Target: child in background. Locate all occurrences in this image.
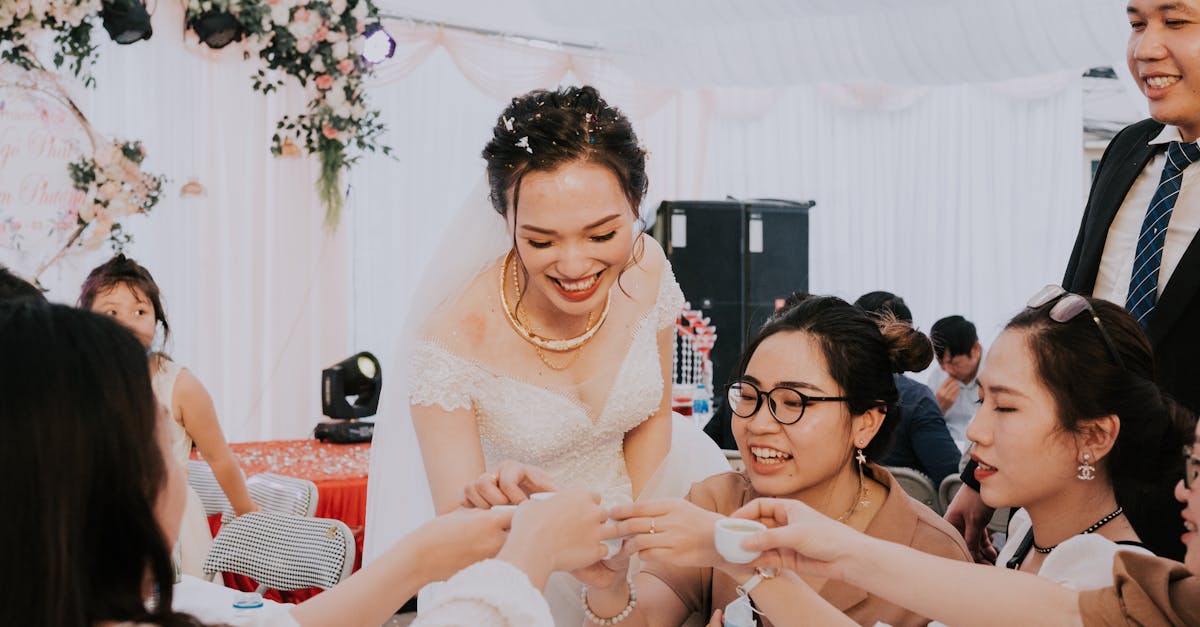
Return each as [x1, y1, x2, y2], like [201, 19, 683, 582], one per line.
[80, 255, 256, 576]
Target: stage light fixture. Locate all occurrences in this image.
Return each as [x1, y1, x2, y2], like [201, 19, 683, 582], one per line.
[190, 10, 244, 49]
[100, 0, 153, 45]
[362, 24, 396, 64]
[314, 351, 381, 443]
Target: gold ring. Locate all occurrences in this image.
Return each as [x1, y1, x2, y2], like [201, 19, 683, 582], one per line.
[649, 518, 657, 535]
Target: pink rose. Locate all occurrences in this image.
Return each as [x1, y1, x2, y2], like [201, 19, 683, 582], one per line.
[314, 74, 334, 90]
[295, 38, 312, 54]
[294, 8, 310, 22]
[336, 59, 354, 74]
[266, 0, 279, 5]
[322, 125, 339, 140]
[313, 25, 328, 41]
[356, 22, 365, 34]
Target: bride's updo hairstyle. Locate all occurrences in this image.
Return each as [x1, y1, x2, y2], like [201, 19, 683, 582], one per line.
[1006, 297, 1193, 560]
[736, 294, 934, 459]
[481, 85, 648, 219]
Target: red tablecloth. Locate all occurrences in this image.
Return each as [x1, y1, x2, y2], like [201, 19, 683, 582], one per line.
[193, 438, 370, 603]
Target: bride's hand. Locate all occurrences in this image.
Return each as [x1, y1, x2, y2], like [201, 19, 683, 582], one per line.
[570, 543, 632, 590]
[462, 459, 559, 508]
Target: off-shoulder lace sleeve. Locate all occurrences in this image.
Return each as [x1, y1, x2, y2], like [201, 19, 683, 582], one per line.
[409, 341, 476, 412]
[651, 262, 685, 330]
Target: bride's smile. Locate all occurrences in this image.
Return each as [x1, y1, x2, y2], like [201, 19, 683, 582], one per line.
[511, 160, 637, 323]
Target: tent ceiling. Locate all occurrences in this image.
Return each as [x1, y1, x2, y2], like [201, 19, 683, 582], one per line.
[376, 0, 1129, 86]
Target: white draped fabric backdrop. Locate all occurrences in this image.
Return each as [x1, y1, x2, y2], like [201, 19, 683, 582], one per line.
[29, 0, 1130, 440]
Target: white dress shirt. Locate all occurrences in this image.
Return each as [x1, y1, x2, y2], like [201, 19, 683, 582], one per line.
[1093, 125, 1200, 306]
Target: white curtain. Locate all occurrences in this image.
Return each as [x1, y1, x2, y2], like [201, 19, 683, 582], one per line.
[13, 3, 1105, 440]
[34, 0, 353, 441]
[697, 79, 1086, 354]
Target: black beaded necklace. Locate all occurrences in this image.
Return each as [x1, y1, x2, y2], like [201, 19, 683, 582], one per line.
[1005, 506, 1124, 569]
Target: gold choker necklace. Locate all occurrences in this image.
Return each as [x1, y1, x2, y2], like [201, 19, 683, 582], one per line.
[499, 250, 611, 353]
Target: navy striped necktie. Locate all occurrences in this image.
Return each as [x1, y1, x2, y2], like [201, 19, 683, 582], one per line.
[1125, 140, 1200, 327]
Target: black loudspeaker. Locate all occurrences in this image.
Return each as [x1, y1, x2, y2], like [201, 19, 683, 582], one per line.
[653, 198, 815, 449]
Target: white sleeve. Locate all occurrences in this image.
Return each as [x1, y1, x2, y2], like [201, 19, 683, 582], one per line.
[1037, 534, 1155, 591]
[412, 560, 554, 627]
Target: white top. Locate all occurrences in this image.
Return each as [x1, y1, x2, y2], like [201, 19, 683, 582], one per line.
[995, 509, 1154, 590]
[1094, 125, 1200, 306]
[925, 366, 980, 452]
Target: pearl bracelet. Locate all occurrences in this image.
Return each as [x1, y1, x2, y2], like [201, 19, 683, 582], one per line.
[581, 576, 637, 625]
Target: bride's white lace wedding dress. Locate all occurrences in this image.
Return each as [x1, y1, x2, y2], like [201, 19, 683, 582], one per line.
[370, 249, 729, 625]
[362, 183, 728, 625]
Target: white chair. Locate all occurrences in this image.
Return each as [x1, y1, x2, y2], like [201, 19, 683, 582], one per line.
[939, 473, 1011, 540]
[938, 474, 963, 514]
[885, 466, 940, 514]
[203, 511, 355, 593]
[187, 459, 232, 517]
[246, 472, 319, 517]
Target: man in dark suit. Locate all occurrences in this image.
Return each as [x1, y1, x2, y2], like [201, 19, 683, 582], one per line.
[948, 0, 1200, 562]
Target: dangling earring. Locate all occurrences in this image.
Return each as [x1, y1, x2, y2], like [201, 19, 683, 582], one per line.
[1077, 452, 1096, 481]
[854, 443, 870, 510]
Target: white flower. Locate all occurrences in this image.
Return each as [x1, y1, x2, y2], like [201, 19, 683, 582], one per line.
[271, 4, 289, 25]
[330, 0, 345, 14]
[325, 84, 345, 109]
[29, 0, 48, 20]
[350, 0, 367, 20]
[332, 40, 348, 60]
[350, 37, 364, 54]
[311, 55, 325, 72]
[516, 136, 532, 153]
[0, 8, 13, 29]
[110, 191, 135, 216]
[79, 203, 97, 223]
[97, 180, 121, 201]
[93, 143, 118, 168]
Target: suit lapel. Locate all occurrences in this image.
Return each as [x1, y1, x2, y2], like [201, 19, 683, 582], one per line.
[1075, 125, 1162, 293]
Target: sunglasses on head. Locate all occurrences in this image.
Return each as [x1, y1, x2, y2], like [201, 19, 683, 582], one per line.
[1026, 285, 1125, 371]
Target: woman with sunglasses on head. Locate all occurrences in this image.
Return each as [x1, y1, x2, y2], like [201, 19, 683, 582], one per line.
[724, 424, 1197, 626]
[964, 287, 1188, 588]
[580, 295, 971, 627]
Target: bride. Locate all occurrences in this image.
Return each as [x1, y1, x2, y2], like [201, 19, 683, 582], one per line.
[364, 85, 729, 624]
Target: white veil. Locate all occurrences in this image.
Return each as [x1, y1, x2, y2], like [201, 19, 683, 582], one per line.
[363, 181, 509, 564]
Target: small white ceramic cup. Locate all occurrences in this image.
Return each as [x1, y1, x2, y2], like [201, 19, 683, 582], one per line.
[713, 518, 767, 564]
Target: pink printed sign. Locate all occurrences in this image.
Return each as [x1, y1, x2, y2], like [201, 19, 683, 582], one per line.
[0, 84, 91, 275]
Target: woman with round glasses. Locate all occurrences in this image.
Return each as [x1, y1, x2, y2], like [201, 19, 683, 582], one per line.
[580, 295, 971, 626]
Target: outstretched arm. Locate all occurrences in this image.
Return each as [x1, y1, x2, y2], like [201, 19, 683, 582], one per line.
[733, 498, 1082, 627]
[412, 402, 488, 514]
[176, 369, 256, 515]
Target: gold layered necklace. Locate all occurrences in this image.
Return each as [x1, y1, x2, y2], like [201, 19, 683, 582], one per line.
[499, 250, 611, 370]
